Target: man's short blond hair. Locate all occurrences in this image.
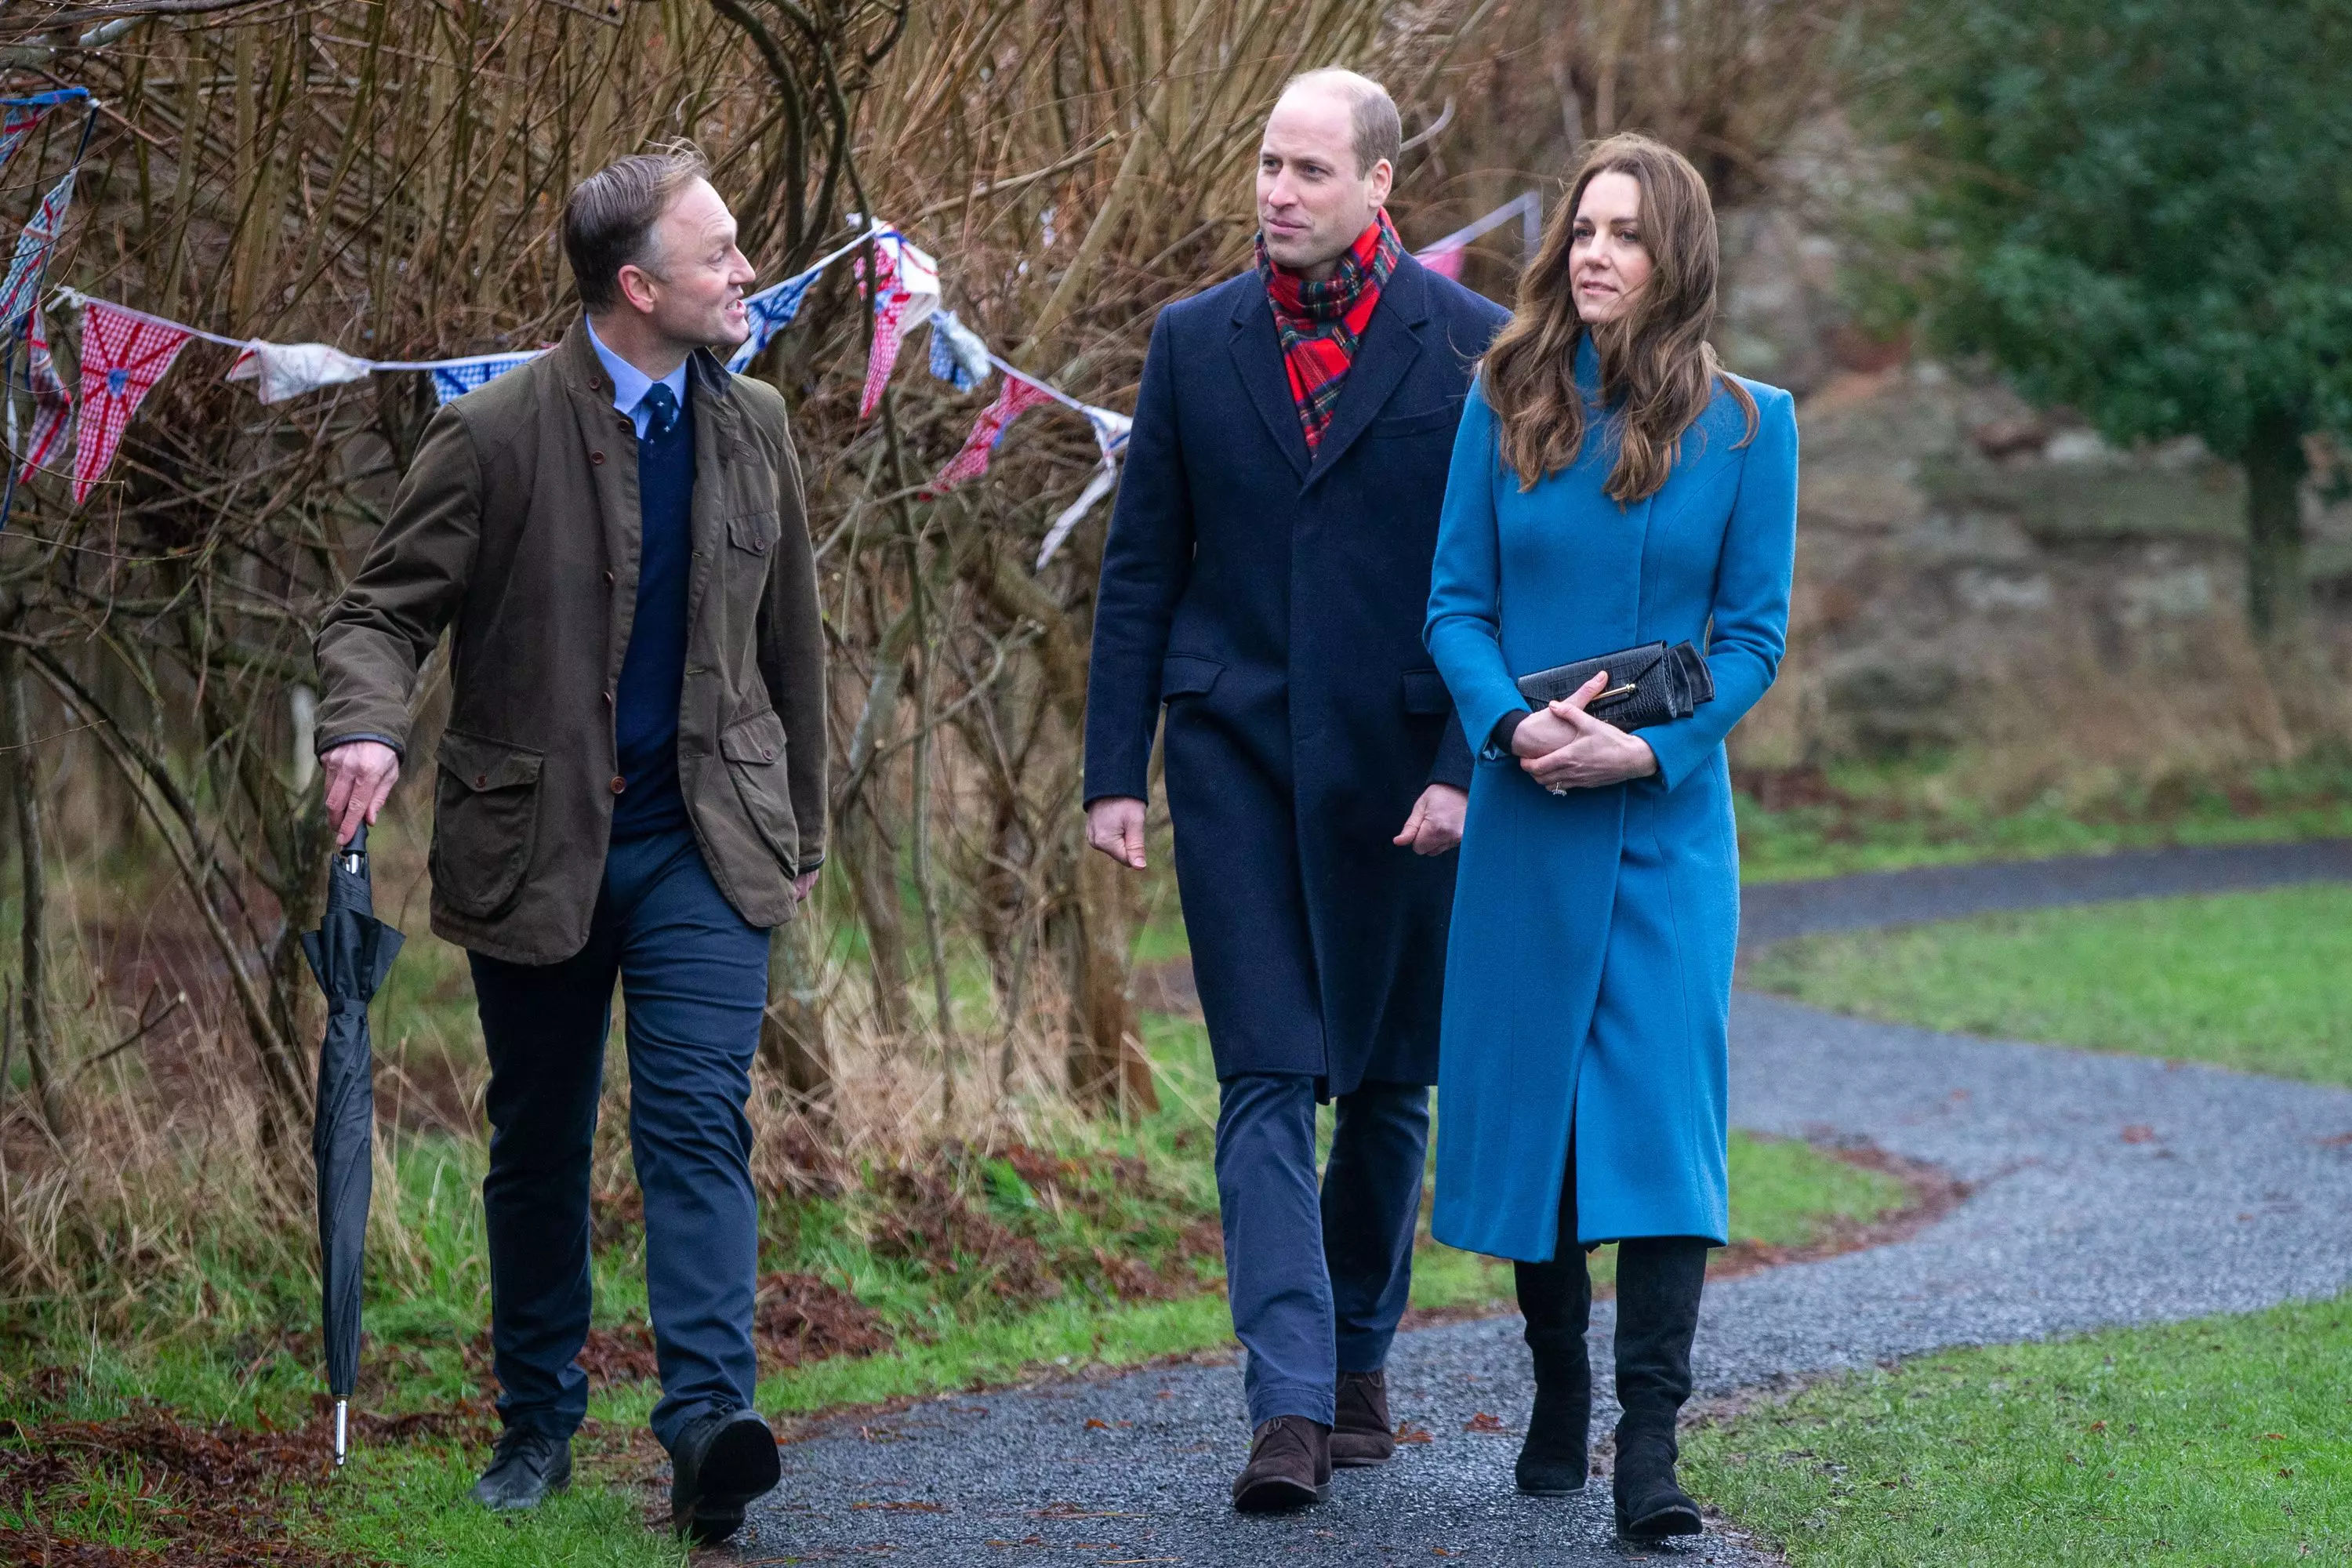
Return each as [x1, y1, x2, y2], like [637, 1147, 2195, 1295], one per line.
[1279, 68, 1403, 179]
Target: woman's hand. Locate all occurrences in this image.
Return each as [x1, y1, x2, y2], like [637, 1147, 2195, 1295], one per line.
[1519, 671, 1658, 793]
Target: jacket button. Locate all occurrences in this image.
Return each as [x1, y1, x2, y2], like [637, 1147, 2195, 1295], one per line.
[609, 775, 627, 794]
[603, 569, 615, 586]
[590, 451, 605, 466]
[762, 746, 775, 760]
[602, 690, 614, 706]
[474, 773, 487, 787]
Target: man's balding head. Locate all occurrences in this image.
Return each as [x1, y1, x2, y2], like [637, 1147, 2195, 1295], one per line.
[1258, 68, 1400, 278]
[1279, 68, 1403, 181]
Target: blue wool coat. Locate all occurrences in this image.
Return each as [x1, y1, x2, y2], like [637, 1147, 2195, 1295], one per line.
[1424, 346, 1798, 1260]
[1085, 254, 1510, 1097]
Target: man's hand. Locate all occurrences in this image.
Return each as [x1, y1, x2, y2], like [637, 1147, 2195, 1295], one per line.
[1392, 783, 1468, 855]
[321, 739, 401, 846]
[1519, 670, 1658, 793]
[791, 868, 819, 904]
[1086, 796, 1148, 869]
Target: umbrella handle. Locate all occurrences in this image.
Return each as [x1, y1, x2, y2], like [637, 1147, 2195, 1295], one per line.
[341, 821, 368, 874]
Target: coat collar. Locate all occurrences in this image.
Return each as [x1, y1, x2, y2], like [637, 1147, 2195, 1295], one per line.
[1226, 252, 1434, 489]
[557, 318, 745, 442]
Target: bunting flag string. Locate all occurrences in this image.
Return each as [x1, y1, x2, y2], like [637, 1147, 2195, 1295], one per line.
[0, 89, 87, 186]
[74, 299, 195, 504]
[20, 305, 71, 484]
[724, 221, 880, 374]
[924, 373, 1056, 496]
[1414, 191, 1542, 280]
[6, 136, 1534, 545]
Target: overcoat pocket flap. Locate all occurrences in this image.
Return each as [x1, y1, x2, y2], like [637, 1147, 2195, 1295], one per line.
[1368, 405, 1457, 438]
[726, 510, 780, 555]
[720, 708, 787, 764]
[1160, 654, 1223, 699]
[1400, 668, 1453, 715]
[436, 731, 543, 793]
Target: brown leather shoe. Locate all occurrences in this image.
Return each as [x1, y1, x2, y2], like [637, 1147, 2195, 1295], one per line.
[1330, 1370, 1397, 1468]
[1230, 1415, 1332, 1511]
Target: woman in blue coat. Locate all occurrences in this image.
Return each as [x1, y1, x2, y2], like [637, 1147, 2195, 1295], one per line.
[1424, 134, 1797, 1540]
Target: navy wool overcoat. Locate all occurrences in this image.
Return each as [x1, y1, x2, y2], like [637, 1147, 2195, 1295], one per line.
[1084, 253, 1510, 1097]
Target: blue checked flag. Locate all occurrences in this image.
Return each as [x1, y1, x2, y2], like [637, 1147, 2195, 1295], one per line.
[724, 269, 818, 374]
[0, 169, 74, 334]
[927, 310, 993, 393]
[429, 353, 538, 405]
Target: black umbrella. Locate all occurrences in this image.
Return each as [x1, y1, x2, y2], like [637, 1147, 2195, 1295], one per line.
[300, 822, 404, 1465]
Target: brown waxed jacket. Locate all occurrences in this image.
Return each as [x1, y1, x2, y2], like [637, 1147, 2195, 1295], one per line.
[314, 321, 826, 963]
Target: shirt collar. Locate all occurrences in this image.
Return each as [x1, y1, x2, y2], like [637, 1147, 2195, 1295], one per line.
[585, 315, 688, 421]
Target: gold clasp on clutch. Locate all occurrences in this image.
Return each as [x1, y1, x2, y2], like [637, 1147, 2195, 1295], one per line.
[1594, 683, 1637, 704]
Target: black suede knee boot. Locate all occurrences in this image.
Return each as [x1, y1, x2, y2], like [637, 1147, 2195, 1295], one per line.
[1512, 1249, 1592, 1494]
[1610, 1236, 1708, 1538]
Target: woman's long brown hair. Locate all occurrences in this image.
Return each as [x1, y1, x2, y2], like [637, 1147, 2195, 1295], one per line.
[1483, 133, 1756, 501]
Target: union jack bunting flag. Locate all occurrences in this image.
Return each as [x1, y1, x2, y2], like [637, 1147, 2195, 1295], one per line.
[724, 269, 818, 374]
[72, 299, 195, 505]
[924, 373, 1054, 496]
[20, 305, 71, 483]
[428, 353, 538, 405]
[0, 100, 51, 183]
[0, 169, 75, 333]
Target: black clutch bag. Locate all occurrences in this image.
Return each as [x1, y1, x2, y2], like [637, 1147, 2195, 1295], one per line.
[1514, 641, 1713, 731]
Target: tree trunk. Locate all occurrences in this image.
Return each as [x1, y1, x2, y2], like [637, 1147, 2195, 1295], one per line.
[840, 805, 914, 1037]
[2, 647, 67, 1142]
[2244, 411, 2309, 641]
[1065, 836, 1157, 1116]
[759, 913, 834, 1116]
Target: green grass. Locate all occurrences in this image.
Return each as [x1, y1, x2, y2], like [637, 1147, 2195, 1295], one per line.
[1747, 884, 2352, 1085]
[1733, 753, 2352, 884]
[1685, 1295, 2352, 1565]
[2, 896, 1917, 1565]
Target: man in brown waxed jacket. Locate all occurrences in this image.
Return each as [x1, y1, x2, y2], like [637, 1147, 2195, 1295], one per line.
[313, 146, 822, 1544]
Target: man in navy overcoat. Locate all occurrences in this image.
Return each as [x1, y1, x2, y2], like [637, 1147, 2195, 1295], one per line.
[1083, 68, 1509, 1509]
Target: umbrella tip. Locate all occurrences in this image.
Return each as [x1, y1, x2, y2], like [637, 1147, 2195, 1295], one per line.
[335, 1399, 348, 1466]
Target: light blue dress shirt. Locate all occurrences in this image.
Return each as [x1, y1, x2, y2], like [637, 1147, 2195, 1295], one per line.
[586, 317, 689, 437]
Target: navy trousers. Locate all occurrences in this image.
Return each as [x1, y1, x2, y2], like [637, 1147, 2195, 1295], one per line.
[1215, 1073, 1430, 1426]
[469, 824, 771, 1452]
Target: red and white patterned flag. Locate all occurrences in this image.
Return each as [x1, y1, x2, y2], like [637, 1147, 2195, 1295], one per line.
[924, 373, 1055, 496]
[20, 305, 71, 483]
[855, 234, 941, 419]
[73, 300, 195, 505]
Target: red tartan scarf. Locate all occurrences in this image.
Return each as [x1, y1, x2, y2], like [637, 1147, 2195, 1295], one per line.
[1258, 209, 1401, 454]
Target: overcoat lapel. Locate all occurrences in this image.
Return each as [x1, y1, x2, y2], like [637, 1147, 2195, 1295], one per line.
[1228, 285, 1312, 483]
[1301, 256, 1430, 492]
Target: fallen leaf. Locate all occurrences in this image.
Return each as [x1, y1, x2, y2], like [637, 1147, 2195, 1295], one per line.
[2265, 1432, 2288, 1441]
[1085, 1417, 1111, 1430]
[2121, 1124, 2156, 1144]
[2088, 1421, 2107, 1432]
[1463, 1411, 1509, 1434]
[1394, 1422, 1435, 1446]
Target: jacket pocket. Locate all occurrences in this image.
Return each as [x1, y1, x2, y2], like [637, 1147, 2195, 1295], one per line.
[1401, 667, 1453, 715]
[1160, 653, 1223, 701]
[431, 731, 545, 918]
[726, 509, 781, 557]
[720, 706, 800, 872]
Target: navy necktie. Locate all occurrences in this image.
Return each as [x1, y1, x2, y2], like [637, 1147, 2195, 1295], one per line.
[638, 382, 679, 443]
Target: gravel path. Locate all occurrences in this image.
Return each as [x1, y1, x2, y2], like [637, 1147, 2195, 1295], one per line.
[733, 843, 2352, 1566]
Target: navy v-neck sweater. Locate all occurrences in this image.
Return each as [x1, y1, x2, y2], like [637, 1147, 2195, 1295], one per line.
[610, 393, 693, 840]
